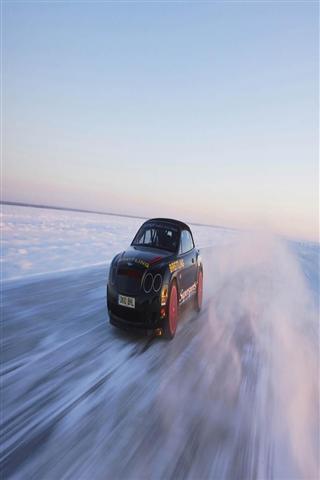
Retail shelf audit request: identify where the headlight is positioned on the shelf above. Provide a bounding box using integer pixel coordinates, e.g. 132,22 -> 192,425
152,274 -> 162,292
142,273 -> 153,293
110,255 -> 121,285
142,272 -> 163,293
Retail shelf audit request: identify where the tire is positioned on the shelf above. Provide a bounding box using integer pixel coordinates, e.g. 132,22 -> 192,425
195,269 -> 203,312
163,280 -> 179,339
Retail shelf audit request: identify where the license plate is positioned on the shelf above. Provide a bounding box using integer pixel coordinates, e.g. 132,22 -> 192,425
118,294 -> 135,309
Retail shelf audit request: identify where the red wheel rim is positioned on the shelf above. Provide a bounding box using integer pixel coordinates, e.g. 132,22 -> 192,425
169,284 -> 178,335
197,271 -> 203,309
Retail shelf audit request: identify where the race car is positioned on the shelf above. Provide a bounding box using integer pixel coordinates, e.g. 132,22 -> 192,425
107,218 -> 203,339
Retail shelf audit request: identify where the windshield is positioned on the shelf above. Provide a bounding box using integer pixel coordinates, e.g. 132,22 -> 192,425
132,223 -> 180,252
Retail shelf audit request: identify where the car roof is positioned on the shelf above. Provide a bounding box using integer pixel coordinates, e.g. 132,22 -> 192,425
143,218 -> 192,232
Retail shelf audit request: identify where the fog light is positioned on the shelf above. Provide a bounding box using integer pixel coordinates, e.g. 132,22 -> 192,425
155,328 -> 163,336
161,286 -> 168,306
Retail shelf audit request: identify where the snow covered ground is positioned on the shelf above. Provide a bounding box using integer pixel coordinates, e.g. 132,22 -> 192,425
1,205 -> 235,280
1,205 -> 319,479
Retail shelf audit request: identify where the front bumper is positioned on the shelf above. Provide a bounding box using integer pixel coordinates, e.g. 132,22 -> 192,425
107,284 -> 165,332
109,312 -> 159,335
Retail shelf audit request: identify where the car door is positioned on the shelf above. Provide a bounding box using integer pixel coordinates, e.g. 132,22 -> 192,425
178,230 -> 197,300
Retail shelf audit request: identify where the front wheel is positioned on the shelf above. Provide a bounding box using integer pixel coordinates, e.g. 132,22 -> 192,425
195,269 -> 203,312
163,281 -> 179,339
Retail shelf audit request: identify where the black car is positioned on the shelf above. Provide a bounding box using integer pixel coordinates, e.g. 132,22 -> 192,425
107,218 -> 203,339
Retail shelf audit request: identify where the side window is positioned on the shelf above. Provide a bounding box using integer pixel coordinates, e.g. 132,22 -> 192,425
144,229 -> 152,244
180,230 -> 194,254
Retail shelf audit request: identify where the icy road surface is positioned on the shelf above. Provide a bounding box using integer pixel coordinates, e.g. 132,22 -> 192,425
2,238 -> 319,479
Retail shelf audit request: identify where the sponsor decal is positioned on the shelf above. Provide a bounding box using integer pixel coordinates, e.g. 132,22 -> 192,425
134,258 -> 150,269
179,282 -> 197,304
169,259 -> 184,273
123,257 -> 150,269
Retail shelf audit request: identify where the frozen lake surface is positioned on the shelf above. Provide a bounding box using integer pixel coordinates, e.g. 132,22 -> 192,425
1,205 -> 319,479
1,204 -> 235,280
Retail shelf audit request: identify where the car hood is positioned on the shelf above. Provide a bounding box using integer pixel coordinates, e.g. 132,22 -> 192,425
117,246 -> 173,269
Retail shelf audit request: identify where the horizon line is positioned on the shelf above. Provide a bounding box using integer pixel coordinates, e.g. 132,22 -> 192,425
0,200 -> 235,231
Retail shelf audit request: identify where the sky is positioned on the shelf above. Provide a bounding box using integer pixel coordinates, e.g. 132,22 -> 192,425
3,1 -> 319,241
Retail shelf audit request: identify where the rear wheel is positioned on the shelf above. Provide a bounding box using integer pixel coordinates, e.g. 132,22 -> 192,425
163,281 -> 179,339
195,269 -> 203,312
